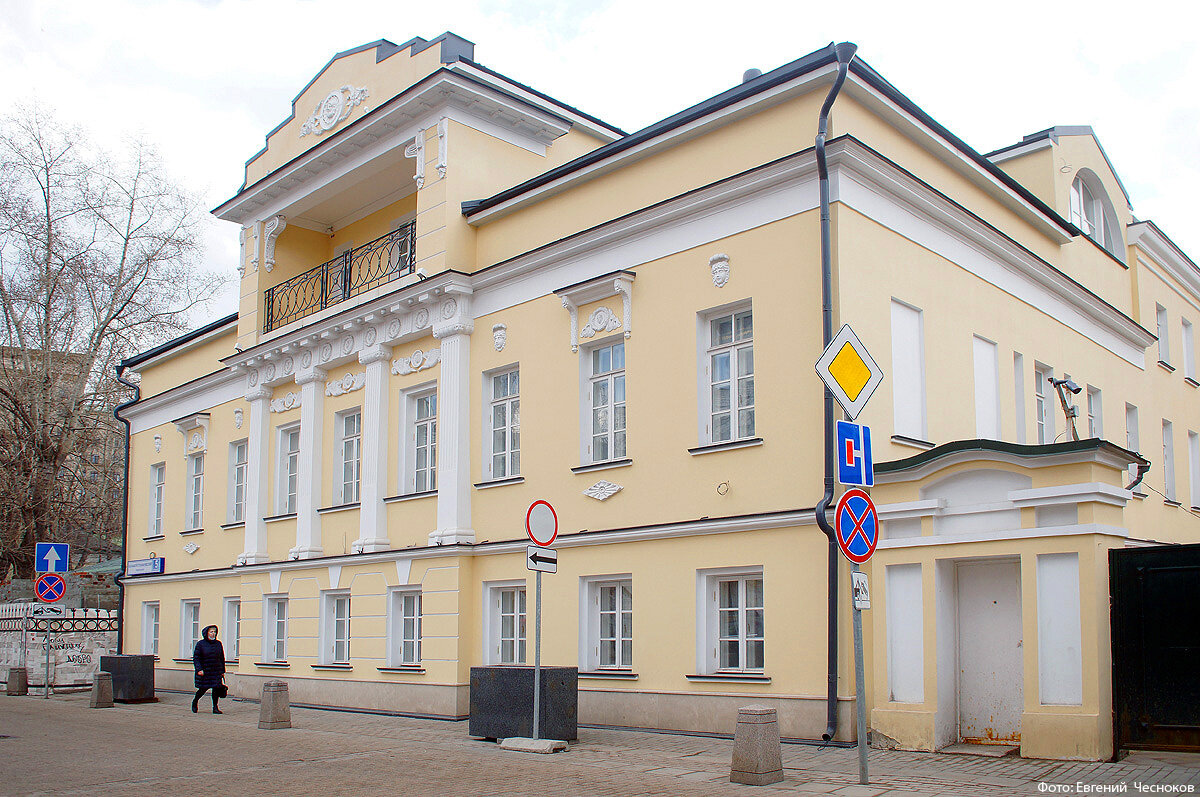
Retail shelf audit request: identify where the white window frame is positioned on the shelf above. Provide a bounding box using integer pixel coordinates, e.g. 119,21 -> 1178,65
483,580 -> 527,665
1157,304 -> 1171,365
228,440 -> 248,523
263,595 -> 288,663
1126,403 -> 1141,488
319,590 -> 351,664
1163,419 -> 1177,502
180,599 -> 200,658
148,462 -> 166,537
1013,353 -> 1026,444
398,383 -> 438,494
387,587 -> 423,667
579,575 -> 633,672
276,423 -> 301,515
335,409 -> 362,505
185,453 -> 204,530
698,303 -> 754,445
1086,386 -> 1103,439
1183,318 -> 1196,381
890,299 -> 927,441
1189,430 -> 1200,510
580,337 -> 626,464
142,601 -> 160,657
972,335 -> 1000,439
484,367 -> 521,480
1034,363 -> 1054,444
696,567 -> 765,675
223,598 -> 241,661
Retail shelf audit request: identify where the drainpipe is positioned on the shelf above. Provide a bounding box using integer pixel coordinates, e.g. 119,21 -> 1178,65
815,41 -> 857,743
113,364 -> 141,654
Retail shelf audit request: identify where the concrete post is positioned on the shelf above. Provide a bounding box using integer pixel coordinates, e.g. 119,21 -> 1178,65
89,671 -> 114,708
259,680 -> 292,729
730,705 -> 784,786
6,666 -> 28,695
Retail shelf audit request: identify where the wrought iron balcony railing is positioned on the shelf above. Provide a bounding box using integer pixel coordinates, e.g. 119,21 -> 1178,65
264,221 -> 416,333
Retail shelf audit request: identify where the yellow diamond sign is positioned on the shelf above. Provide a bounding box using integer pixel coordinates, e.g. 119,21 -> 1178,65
815,324 -> 883,420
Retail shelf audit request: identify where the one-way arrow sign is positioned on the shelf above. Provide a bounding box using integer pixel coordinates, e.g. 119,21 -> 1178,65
526,545 -> 557,574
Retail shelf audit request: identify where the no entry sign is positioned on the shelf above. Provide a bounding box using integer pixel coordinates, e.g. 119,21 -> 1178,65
835,488 -> 879,565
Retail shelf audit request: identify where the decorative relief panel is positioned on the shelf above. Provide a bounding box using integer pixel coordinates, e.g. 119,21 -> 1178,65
580,307 -> 621,340
262,215 -> 286,273
153,435 -> 162,453
492,323 -> 507,352
233,409 -> 244,429
709,253 -> 730,287
557,272 -> 635,352
391,348 -> 441,375
325,371 -> 367,397
270,391 -> 302,413
404,137 -> 425,190
183,542 -> 199,555
299,86 -> 369,137
584,480 -> 623,501
173,413 -> 210,454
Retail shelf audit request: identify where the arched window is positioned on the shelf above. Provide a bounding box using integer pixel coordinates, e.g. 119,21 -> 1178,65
1069,169 -> 1123,257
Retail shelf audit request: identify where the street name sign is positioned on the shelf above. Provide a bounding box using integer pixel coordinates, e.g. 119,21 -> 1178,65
814,324 -> 883,421
835,488 -> 879,565
836,421 -> 874,487
35,573 -> 66,603
35,542 -> 69,574
526,545 -> 558,574
126,557 -> 166,576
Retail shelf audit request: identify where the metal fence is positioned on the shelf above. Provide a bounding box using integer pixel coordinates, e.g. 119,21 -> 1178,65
0,603 -> 118,690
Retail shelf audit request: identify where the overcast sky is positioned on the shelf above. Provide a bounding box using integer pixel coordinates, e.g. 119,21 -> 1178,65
2,0 -> 1197,323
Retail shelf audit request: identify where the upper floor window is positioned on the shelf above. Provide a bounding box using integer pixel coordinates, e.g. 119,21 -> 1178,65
337,410 -> 361,504
891,300 -> 927,441
1086,386 -> 1103,438
186,454 -> 204,530
278,425 -> 300,514
414,391 -> 437,493
1157,304 -> 1171,365
588,341 -> 626,463
1069,171 -> 1123,257
1034,363 -> 1054,443
229,441 -> 247,523
1182,318 -> 1196,381
488,369 -> 520,480
704,308 -> 754,444
149,463 -> 166,537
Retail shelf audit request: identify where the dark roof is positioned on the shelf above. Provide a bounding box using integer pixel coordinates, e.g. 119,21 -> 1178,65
876,437 -> 1148,475
119,313 -> 238,371
985,125 -> 1132,208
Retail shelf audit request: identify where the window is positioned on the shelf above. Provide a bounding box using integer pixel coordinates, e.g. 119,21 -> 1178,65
1163,420 -> 1177,502
223,598 -> 241,660
1069,171 -> 1122,256
583,578 -> 633,671
486,583 -> 526,665
700,571 -> 764,674
702,308 -> 755,443
1034,363 -> 1053,443
264,596 -> 288,662
1086,387 -> 1102,438
142,602 -> 159,657
149,463 -> 166,536
588,341 -> 626,462
972,336 -> 1000,439
180,600 -> 200,658
487,369 -> 521,479
186,453 -> 204,530
1069,176 -> 1098,239
229,441 -> 247,523
890,300 -> 926,440
1013,353 -> 1026,444
1183,319 -> 1196,381
278,425 -> 300,514
413,391 -> 437,492
337,410 -> 361,504
1126,403 -> 1141,487
1189,431 -> 1200,509
389,589 -> 422,666
1157,304 -> 1171,365
321,592 -> 351,664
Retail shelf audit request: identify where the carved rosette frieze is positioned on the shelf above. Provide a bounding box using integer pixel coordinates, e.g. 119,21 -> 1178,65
580,306 -> 621,340
262,215 -> 286,273
584,480 -> 623,501
325,371 -> 367,396
269,391 -> 302,413
391,348 -> 441,375
299,85 -> 369,137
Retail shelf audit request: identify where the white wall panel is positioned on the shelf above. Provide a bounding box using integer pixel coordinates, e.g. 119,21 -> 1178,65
886,563 -> 924,703
1036,552 -> 1083,705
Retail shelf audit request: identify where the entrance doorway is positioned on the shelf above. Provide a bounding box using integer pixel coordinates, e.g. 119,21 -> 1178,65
956,559 -> 1022,744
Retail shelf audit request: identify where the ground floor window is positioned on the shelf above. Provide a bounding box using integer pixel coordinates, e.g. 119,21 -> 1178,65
485,582 -> 526,665
582,577 -> 632,671
389,589 -> 422,666
223,598 -> 241,660
698,569 -> 764,674
142,602 -> 159,657
321,591 -> 351,664
264,596 -> 288,662
180,600 -> 200,658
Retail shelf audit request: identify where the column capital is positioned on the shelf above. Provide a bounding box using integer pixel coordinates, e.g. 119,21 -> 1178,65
295,367 -> 328,386
358,343 -> 392,366
244,385 -> 272,403
431,294 -> 474,340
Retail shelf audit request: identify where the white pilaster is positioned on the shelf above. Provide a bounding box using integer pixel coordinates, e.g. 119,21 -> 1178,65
355,342 -> 392,553
292,366 -> 326,559
430,295 -> 474,545
239,387 -> 271,565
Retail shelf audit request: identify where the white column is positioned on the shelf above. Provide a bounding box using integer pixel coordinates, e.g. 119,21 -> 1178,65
431,300 -> 474,545
239,387 -> 271,564
355,343 -> 392,553
291,367 -> 326,559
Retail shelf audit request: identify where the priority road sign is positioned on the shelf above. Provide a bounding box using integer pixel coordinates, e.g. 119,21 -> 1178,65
35,542 -> 69,573
35,573 -> 66,603
526,545 -> 558,574
835,488 -> 879,565
836,421 -> 874,487
815,324 -> 883,421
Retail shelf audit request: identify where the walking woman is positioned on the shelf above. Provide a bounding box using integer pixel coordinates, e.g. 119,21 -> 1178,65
192,625 -> 226,714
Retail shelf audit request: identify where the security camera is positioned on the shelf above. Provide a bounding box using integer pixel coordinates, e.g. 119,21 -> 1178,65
1050,377 -> 1082,395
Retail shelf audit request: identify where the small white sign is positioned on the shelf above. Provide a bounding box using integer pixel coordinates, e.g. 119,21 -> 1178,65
526,545 -> 558,574
29,604 -> 66,617
852,571 -> 871,610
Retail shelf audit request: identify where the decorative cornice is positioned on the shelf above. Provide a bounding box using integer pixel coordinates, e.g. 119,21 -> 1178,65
1128,221 -> 1200,300
556,272 -> 635,352
299,85 -> 369,138
325,371 -> 366,396
172,413 -> 210,455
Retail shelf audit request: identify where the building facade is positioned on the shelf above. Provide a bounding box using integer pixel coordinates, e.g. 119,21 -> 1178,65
117,33 -> 1199,761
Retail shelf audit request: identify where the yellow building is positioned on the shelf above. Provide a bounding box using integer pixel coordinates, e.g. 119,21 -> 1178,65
117,33 -> 1199,761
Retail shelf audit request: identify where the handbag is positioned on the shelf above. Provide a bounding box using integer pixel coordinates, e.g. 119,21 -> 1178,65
216,683 -> 228,699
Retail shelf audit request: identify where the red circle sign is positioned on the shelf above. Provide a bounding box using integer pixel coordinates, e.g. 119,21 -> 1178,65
834,488 -> 879,565
526,500 -> 558,547
35,573 -> 66,603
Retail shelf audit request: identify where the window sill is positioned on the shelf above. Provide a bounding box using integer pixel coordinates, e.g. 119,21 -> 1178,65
142,535 -> 165,542
317,502 -> 360,515
1132,491 -> 1147,500
310,664 -> 353,671
263,513 -> 297,524
1164,499 -> 1183,507
579,670 -> 638,680
219,521 -> 245,530
378,666 -> 426,674
1186,377 -> 1200,388
171,658 -> 193,665
685,673 -> 771,683
254,661 -> 289,668
383,490 -> 437,504
474,476 -> 525,490
688,438 -> 763,456
224,660 -> 239,666
1158,359 -> 1176,373
891,434 -> 935,451
180,528 -> 204,536
571,458 -> 633,475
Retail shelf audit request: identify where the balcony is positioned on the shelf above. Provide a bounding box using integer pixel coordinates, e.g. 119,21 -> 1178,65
264,222 -> 416,333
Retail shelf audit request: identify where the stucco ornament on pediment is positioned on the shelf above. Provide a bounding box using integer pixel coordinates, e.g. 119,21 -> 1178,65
580,307 -> 621,340
300,86 -> 369,137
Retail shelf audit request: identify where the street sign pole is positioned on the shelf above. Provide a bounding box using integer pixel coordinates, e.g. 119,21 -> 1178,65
524,500 -> 557,743
852,562 -> 868,784
533,568 -> 542,741
44,622 -> 52,699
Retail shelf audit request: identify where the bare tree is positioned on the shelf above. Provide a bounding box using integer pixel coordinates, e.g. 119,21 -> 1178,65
0,103 -> 223,579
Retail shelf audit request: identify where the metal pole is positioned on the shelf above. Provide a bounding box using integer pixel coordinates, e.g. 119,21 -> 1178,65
532,569 -> 543,740
852,563 -> 868,784
44,621 -> 52,699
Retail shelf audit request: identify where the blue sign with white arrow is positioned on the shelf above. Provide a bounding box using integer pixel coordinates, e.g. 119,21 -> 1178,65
35,542 -> 69,573
836,421 -> 874,487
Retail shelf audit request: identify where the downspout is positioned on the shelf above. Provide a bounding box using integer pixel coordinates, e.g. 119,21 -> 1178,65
114,363 -> 140,654
815,41 -> 857,743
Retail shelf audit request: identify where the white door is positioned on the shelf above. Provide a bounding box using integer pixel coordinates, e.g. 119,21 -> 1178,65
957,560 -> 1023,743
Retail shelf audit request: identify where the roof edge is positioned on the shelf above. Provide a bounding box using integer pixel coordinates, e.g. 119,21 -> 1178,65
876,437 -> 1148,475
120,313 -> 238,371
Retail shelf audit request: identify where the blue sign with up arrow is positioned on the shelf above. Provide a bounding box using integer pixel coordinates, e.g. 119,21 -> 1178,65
35,542 -> 69,573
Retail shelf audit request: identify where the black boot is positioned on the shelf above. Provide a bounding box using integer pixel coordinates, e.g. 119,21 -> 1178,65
212,699 -> 222,714
191,696 -> 199,713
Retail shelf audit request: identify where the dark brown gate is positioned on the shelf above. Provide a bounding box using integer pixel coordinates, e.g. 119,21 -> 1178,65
1110,543 -> 1200,752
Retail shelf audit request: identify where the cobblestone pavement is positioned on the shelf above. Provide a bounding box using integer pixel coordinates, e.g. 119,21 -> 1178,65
2,690 -> 1198,796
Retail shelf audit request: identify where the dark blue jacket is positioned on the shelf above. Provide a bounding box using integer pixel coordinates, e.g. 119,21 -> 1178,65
193,625 -> 226,689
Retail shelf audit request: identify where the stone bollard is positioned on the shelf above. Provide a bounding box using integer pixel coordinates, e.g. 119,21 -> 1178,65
90,671 -> 114,708
730,704 -> 785,786
259,680 -> 292,729
6,667 -> 29,696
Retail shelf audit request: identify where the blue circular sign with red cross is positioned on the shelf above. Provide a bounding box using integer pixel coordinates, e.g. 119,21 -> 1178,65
835,488 -> 879,565
35,573 -> 66,603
